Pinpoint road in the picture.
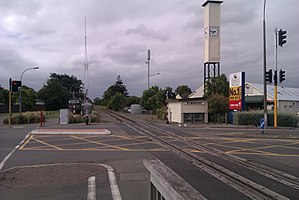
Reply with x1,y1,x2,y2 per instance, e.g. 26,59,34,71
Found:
0,112,298,199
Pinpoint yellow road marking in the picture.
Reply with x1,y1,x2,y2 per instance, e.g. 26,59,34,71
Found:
31,137,63,150
19,134,33,150
71,135,129,151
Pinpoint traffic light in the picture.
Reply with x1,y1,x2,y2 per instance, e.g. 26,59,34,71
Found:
11,80,21,92
279,69,285,83
278,29,287,47
265,69,273,84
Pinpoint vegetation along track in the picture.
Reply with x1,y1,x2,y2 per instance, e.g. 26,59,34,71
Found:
100,108,298,200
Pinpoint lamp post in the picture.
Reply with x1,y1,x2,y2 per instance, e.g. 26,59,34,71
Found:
19,66,39,114
262,0,267,130
146,49,151,89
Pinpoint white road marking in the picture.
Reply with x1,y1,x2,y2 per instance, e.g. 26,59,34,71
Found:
100,164,122,200
0,132,31,170
0,163,122,200
87,176,96,200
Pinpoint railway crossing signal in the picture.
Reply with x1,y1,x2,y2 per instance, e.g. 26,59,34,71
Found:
11,80,21,92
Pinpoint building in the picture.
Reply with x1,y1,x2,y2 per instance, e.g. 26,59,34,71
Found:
166,97,208,124
245,82,299,113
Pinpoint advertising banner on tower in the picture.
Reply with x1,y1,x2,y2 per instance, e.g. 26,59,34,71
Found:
229,72,245,110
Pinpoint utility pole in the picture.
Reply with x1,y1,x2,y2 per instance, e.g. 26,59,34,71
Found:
274,28,278,128
146,49,150,89
262,0,268,130
9,78,12,128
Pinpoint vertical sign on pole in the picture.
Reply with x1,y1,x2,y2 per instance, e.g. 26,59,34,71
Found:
229,72,245,111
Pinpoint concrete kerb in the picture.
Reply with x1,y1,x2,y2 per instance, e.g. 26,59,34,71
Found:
31,129,111,135
144,159,207,200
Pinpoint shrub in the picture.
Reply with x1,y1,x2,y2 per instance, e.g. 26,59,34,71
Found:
234,111,298,127
156,107,167,120
3,112,42,124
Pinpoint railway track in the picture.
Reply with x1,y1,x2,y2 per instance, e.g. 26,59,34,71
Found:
101,108,298,199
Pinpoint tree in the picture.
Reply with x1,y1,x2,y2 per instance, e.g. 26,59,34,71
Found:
125,96,140,107
141,86,167,113
175,85,192,99
204,74,229,98
208,93,229,113
107,93,126,111
204,74,229,114
13,86,38,110
102,75,128,105
38,73,83,110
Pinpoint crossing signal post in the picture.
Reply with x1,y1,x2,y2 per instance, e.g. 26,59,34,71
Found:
278,29,287,47
11,80,21,93
265,69,272,84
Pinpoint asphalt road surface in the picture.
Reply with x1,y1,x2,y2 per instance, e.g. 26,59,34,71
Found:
0,113,298,200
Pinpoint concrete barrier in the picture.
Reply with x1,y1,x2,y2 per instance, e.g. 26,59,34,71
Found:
143,159,207,200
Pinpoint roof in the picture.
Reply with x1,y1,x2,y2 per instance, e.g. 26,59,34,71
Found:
188,82,299,101
202,0,223,7
248,83,299,101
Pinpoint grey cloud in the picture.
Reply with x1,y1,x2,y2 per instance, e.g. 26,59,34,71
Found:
125,24,170,41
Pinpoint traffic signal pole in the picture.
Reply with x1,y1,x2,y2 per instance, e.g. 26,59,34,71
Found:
274,28,278,128
263,0,267,129
9,78,12,128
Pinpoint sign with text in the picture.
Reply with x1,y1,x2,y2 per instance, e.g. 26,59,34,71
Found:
229,72,245,111
229,86,242,101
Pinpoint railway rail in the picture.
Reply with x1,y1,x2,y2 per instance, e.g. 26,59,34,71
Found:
101,108,298,200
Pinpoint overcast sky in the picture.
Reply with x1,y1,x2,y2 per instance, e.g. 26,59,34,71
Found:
1,0,298,99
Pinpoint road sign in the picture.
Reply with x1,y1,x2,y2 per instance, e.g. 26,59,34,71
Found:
68,99,80,104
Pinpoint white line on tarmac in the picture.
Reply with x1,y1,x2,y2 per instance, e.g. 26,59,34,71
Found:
87,176,96,200
0,163,122,200
0,132,31,170
100,164,122,200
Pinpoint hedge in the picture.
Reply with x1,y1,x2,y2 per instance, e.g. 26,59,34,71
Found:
233,111,298,127
3,112,42,124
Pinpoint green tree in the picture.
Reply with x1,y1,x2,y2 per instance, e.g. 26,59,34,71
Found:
204,74,229,113
107,93,126,111
102,75,128,105
175,85,192,99
204,74,229,98
125,96,140,107
208,93,229,113
38,73,83,110
13,86,38,110
141,86,167,113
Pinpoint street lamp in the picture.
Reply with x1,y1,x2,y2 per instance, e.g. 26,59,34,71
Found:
263,0,267,130
19,66,39,114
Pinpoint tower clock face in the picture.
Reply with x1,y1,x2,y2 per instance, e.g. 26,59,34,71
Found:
209,26,219,37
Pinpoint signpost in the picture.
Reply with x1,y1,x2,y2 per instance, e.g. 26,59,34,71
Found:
229,72,245,111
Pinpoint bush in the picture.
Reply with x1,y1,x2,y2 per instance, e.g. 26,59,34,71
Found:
69,113,100,124
234,111,298,127
3,112,42,124
156,107,167,120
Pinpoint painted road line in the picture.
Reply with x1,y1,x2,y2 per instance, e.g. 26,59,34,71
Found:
31,137,63,150
0,163,122,200
31,129,111,135
71,135,129,151
100,164,122,200
87,176,96,200
0,132,32,170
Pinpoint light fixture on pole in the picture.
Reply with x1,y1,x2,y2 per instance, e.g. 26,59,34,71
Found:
262,0,267,131
19,66,39,114
146,49,151,89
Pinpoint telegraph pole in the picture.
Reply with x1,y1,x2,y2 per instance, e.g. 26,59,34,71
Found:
274,28,278,128
263,0,268,129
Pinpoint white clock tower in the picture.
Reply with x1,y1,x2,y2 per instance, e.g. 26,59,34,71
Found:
202,0,223,83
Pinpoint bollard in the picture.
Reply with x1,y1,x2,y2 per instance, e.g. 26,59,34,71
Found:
260,117,265,134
